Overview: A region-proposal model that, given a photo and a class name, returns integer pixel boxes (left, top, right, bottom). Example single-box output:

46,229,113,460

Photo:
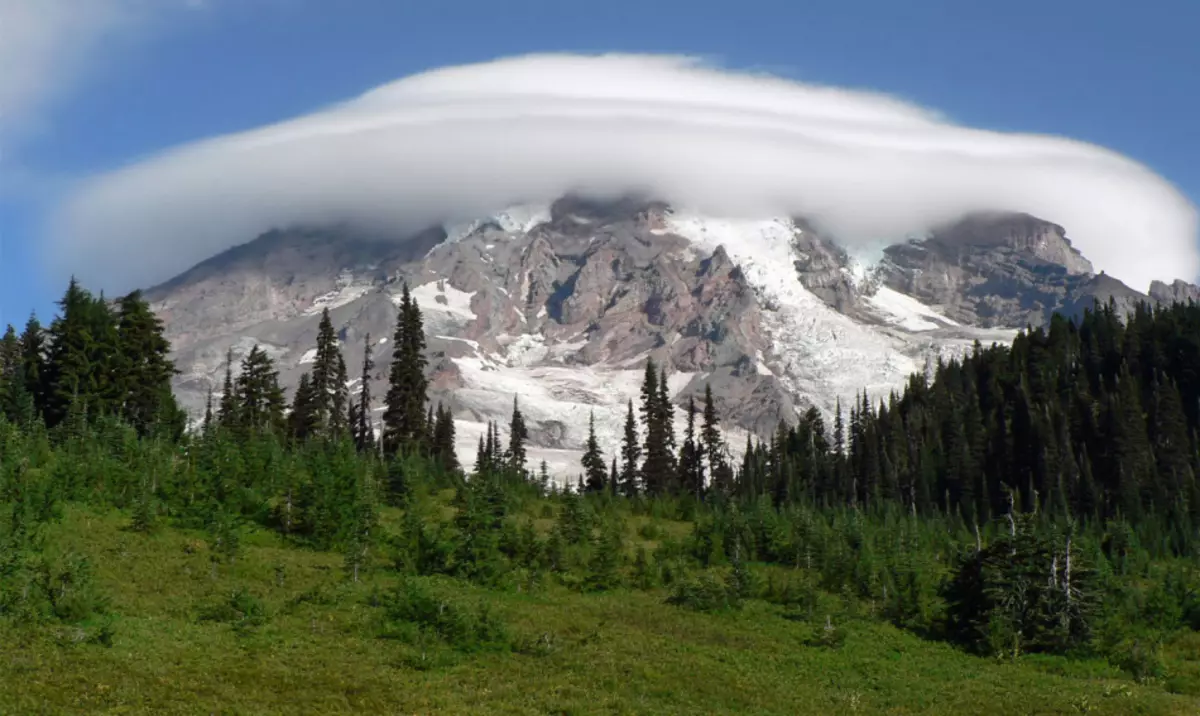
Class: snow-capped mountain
143,196,1182,479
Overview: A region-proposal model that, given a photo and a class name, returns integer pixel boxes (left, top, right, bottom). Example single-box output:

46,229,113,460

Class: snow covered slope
150,198,1045,483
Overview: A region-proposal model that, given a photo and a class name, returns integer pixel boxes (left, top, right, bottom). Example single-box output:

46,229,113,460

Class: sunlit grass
2,505,1198,715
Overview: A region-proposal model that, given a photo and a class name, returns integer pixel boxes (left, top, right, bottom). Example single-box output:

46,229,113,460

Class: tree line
3,279,1199,666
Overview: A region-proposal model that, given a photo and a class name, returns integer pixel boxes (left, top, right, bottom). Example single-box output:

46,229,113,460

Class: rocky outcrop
875,212,1122,328
1150,279,1200,305
145,199,1178,478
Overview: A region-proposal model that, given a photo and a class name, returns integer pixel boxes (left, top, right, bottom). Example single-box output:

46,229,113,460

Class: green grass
3,506,1199,715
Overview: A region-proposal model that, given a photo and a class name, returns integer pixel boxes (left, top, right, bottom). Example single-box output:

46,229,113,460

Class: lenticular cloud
54,53,1198,292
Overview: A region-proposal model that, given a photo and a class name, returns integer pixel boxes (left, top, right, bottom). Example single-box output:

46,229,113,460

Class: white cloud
52,53,1199,292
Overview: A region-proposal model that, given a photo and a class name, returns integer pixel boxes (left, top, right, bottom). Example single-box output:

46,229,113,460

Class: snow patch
866,286,960,331
306,270,373,315
492,203,551,234
298,348,318,365
406,281,477,320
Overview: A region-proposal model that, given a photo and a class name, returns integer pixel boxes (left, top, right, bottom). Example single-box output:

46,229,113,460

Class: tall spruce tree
353,333,376,453
234,345,286,434
115,290,180,436
43,278,120,427
619,400,641,497
432,402,459,472
701,383,730,493
288,373,319,441
18,315,46,421
640,359,673,495
218,348,238,429
507,396,528,475
678,395,704,500
310,309,350,439
581,411,607,493
382,283,428,455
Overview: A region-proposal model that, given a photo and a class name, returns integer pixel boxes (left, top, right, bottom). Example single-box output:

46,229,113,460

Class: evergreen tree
701,384,730,494
115,290,181,436
309,309,350,440
382,284,428,455
234,345,286,434
288,372,319,441
353,333,376,453
640,359,673,496
507,396,528,474
581,411,607,493
202,388,214,435
218,348,238,429
432,402,460,473
18,315,46,419
678,395,704,500
619,400,641,497
43,278,121,427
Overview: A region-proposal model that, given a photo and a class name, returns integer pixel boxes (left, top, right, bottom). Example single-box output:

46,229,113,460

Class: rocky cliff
144,198,1194,478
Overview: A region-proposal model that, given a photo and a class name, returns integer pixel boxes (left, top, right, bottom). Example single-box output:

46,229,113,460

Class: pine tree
202,388,214,434
115,290,180,436
507,396,528,475
581,411,607,493
234,345,286,434
0,325,21,422
619,400,641,497
43,278,120,427
353,333,376,453
640,359,672,496
432,402,460,473
288,372,319,441
18,315,46,420
310,309,349,440
218,348,238,429
701,383,729,494
382,283,429,455
678,395,704,500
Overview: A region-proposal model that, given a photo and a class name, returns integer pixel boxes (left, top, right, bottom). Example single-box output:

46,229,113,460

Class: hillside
3,503,1199,715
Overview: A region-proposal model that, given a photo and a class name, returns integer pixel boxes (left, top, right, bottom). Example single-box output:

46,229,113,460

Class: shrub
198,587,269,634
378,578,509,653
666,571,739,612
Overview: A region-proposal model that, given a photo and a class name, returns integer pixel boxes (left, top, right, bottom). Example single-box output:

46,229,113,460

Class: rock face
144,199,1195,479
1149,279,1200,305
873,212,1158,328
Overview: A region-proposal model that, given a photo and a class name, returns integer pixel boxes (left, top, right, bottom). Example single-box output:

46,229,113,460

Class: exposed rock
1149,279,1200,305
144,200,1158,479
875,212,1126,328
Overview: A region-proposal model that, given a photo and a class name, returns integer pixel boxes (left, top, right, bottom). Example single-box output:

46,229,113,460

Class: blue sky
2,0,1197,327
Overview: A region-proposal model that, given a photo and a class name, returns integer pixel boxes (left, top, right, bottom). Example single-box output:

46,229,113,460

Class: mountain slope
145,197,1181,478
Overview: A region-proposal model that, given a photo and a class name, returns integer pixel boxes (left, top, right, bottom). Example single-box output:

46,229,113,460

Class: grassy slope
2,506,1198,715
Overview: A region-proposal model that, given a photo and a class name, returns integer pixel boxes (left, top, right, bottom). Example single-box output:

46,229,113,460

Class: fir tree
115,290,181,436
581,411,607,493
382,283,429,456
678,395,704,500
288,372,319,441
507,396,528,474
353,333,376,453
640,359,673,496
701,384,730,494
218,348,238,429
432,402,460,473
310,309,350,440
234,345,286,434
18,315,46,420
619,399,641,497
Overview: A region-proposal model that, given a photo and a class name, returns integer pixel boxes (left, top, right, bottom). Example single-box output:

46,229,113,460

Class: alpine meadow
2,277,1200,714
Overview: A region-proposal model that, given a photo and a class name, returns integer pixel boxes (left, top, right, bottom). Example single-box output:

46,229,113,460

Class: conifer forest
3,279,1200,713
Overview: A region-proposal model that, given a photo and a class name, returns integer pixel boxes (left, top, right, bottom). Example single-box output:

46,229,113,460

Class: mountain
144,196,1190,477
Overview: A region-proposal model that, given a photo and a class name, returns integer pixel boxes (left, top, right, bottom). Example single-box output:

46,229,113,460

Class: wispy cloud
0,0,210,145
53,54,1198,292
